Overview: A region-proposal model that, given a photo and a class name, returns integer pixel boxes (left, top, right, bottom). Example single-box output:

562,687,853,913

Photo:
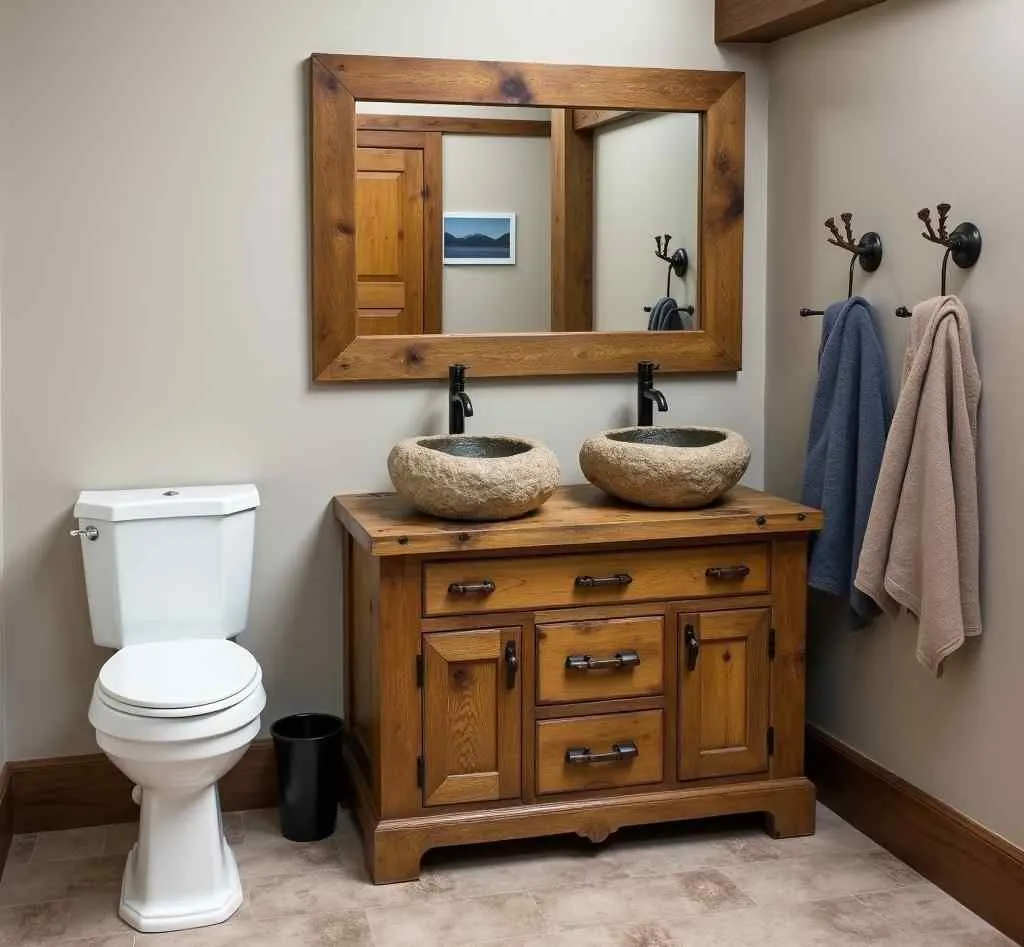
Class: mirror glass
354,102,700,336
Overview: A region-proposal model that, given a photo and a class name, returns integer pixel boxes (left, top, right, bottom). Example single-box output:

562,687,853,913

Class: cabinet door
679,609,770,780
422,627,522,807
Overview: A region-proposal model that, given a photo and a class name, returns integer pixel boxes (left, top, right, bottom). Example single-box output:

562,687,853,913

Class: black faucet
637,361,668,426
448,363,474,435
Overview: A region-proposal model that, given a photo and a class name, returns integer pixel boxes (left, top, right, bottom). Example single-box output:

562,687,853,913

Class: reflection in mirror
593,113,700,332
352,103,700,336
355,102,551,335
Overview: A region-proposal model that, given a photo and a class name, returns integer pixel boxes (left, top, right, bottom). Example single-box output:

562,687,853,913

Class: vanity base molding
354,762,815,884
334,484,823,883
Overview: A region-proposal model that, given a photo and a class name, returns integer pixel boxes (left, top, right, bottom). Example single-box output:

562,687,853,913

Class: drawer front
536,617,664,704
423,544,769,616
536,710,663,795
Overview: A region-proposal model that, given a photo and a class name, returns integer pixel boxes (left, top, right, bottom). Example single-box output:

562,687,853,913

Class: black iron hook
653,234,689,298
895,204,983,316
801,213,883,316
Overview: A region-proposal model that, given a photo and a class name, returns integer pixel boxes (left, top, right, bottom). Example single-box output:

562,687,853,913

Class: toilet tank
73,484,260,648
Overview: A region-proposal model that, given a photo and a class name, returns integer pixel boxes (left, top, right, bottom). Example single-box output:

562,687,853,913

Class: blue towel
801,297,892,621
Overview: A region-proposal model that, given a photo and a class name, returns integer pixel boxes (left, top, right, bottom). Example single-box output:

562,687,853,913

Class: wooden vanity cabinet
335,485,822,883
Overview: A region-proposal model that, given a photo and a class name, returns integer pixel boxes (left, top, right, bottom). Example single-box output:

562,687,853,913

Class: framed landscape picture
443,212,516,265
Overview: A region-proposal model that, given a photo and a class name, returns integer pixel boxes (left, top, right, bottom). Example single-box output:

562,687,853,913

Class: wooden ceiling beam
716,0,889,43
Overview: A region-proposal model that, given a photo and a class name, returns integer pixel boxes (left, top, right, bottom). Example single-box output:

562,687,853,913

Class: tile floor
0,804,1013,946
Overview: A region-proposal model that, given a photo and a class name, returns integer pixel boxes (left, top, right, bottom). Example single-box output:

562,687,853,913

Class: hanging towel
854,295,981,675
801,297,892,621
646,296,693,331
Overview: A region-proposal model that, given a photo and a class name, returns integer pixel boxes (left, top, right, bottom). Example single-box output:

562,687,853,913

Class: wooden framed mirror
310,55,744,382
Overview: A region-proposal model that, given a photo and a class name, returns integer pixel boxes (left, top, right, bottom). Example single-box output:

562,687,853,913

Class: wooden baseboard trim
9,739,278,834
0,764,13,875
806,725,1024,944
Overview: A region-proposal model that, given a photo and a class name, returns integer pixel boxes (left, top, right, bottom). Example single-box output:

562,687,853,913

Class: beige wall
767,0,1024,845
442,135,551,333
0,0,769,760
594,114,701,330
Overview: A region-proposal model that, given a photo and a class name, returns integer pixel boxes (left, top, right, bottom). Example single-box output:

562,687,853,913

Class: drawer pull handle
565,741,639,765
448,580,496,596
565,650,640,672
684,623,701,672
575,573,633,589
705,565,751,581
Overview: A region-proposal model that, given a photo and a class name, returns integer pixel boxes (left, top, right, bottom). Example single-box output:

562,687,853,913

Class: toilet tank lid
74,484,260,522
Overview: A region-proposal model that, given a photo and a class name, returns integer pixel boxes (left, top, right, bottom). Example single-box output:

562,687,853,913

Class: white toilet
73,484,265,934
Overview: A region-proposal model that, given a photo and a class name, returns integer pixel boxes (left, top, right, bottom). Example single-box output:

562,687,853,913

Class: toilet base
118,781,243,933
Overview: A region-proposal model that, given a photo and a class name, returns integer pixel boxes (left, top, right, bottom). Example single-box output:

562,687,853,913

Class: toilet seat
98,640,260,718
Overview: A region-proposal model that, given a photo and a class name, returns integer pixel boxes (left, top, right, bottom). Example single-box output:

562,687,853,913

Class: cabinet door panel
423,627,521,806
679,609,769,780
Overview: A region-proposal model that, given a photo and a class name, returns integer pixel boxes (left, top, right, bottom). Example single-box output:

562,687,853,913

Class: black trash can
271,713,344,842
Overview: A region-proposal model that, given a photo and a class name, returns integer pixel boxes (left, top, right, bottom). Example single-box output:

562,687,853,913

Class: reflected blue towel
801,297,891,621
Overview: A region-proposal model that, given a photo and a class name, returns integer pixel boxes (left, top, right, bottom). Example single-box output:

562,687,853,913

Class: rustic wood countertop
334,484,822,557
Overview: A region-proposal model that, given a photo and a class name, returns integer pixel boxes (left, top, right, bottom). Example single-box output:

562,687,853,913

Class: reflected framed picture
443,212,516,265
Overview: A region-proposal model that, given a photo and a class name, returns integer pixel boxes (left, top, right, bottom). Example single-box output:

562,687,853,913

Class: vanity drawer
536,617,664,704
423,544,769,616
536,710,663,795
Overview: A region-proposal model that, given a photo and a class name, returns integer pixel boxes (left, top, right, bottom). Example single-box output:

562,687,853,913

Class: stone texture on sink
388,434,561,521
579,426,751,509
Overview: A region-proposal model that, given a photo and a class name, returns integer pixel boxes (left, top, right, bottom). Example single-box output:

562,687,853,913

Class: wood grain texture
423,544,769,616
310,57,356,379
536,710,663,795
377,556,423,818
769,538,809,778
550,109,593,332
354,146,424,336
572,109,636,131
347,541,380,775
335,484,822,558
700,73,745,367
536,616,664,704
9,741,278,833
365,776,816,882
423,627,521,806
679,609,770,780
716,0,889,42
807,726,1024,944
308,54,746,381
356,114,550,136
422,132,443,336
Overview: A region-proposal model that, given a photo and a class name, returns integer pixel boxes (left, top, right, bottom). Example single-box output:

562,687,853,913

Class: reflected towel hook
653,234,689,298
801,213,884,317
895,204,983,317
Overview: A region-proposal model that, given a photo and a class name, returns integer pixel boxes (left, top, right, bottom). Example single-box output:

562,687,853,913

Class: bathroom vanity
334,484,822,883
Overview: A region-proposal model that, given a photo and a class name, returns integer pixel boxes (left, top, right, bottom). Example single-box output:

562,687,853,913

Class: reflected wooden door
355,146,425,336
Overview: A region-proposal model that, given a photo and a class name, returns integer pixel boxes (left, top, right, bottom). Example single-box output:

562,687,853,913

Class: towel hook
894,204,983,318
653,234,689,297
800,213,884,317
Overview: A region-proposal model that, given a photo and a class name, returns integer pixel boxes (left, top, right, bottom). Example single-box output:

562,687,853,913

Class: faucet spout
636,361,669,426
448,364,474,435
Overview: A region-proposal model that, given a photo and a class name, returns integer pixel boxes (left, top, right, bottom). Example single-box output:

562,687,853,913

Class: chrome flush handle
70,526,99,541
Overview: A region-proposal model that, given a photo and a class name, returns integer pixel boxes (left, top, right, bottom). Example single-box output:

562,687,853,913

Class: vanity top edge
334,484,822,557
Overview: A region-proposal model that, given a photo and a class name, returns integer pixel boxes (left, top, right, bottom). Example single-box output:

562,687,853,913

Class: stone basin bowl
388,434,561,521
579,426,751,509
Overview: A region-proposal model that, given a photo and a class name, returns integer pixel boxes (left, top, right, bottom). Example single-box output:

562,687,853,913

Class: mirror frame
309,54,745,382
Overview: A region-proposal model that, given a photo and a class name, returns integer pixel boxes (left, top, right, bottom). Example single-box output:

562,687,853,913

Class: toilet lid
98,640,260,712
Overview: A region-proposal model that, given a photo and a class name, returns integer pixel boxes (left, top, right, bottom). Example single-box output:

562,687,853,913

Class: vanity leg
764,786,817,839
367,828,425,884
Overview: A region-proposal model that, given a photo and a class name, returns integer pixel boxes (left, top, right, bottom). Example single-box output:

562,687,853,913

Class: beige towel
854,295,981,674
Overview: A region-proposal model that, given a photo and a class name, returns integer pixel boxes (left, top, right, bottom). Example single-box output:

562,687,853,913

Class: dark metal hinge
416,654,424,688
416,756,424,788
767,726,775,756
768,629,776,660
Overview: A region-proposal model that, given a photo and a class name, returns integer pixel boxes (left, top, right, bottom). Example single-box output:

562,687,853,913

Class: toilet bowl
88,639,266,933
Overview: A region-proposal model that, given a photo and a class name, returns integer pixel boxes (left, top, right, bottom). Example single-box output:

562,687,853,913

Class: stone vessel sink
388,434,561,521
579,426,751,509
